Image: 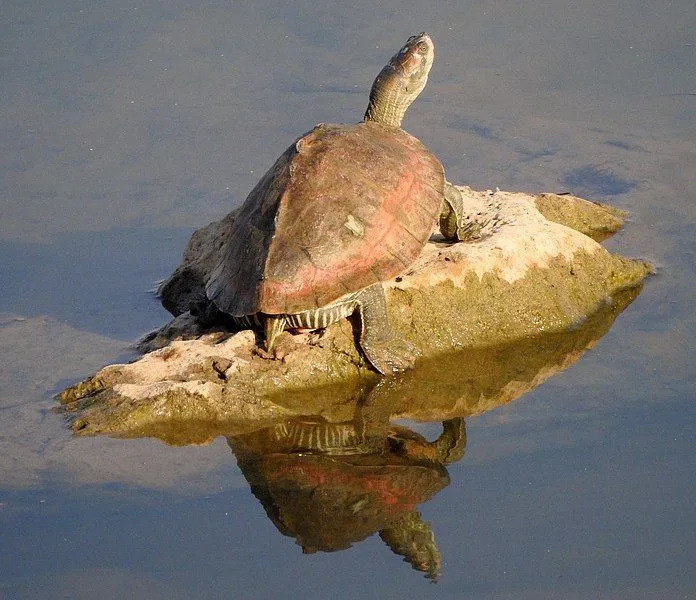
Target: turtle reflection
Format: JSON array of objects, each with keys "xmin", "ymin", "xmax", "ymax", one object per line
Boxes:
[{"xmin": 227, "ymin": 415, "xmax": 466, "ymax": 579}]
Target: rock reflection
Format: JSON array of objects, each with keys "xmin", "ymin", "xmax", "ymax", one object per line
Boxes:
[{"xmin": 228, "ymin": 413, "xmax": 466, "ymax": 579}]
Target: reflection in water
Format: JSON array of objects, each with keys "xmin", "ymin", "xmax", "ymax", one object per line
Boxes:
[
  {"xmin": 59, "ymin": 286, "xmax": 643, "ymax": 579},
  {"xmin": 228, "ymin": 415, "xmax": 466, "ymax": 580}
]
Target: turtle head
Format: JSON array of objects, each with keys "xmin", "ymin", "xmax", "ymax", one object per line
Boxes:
[
  {"xmin": 388, "ymin": 32, "xmax": 434, "ymax": 88},
  {"xmin": 364, "ymin": 33, "xmax": 435, "ymax": 128}
]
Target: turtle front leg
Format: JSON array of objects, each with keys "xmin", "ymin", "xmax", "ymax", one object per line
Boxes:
[
  {"xmin": 354, "ymin": 284, "xmax": 418, "ymax": 374},
  {"xmin": 439, "ymin": 181, "xmax": 488, "ymax": 242}
]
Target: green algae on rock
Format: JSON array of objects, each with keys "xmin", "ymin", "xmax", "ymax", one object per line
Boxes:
[
  {"xmin": 533, "ymin": 192, "xmax": 627, "ymax": 242},
  {"xmin": 58, "ymin": 186, "xmax": 652, "ymax": 438}
]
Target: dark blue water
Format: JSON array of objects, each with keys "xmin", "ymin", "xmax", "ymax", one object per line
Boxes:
[{"xmin": 1, "ymin": 1, "xmax": 694, "ymax": 598}]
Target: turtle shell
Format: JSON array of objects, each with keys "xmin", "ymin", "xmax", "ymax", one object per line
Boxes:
[{"xmin": 206, "ymin": 120, "xmax": 445, "ymax": 316}]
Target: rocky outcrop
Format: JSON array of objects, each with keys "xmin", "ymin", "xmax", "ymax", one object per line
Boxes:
[{"xmin": 58, "ymin": 187, "xmax": 652, "ymax": 438}]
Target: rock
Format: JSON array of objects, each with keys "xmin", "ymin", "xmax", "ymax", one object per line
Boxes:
[
  {"xmin": 533, "ymin": 192, "xmax": 627, "ymax": 242},
  {"xmin": 58, "ymin": 186, "xmax": 653, "ymax": 438},
  {"xmin": 157, "ymin": 210, "xmax": 237, "ymax": 317}
]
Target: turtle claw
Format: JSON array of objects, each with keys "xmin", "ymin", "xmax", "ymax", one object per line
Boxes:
[{"xmin": 363, "ymin": 337, "xmax": 419, "ymax": 375}]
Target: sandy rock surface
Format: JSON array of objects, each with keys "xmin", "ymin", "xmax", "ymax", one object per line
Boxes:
[{"xmin": 58, "ymin": 187, "xmax": 652, "ymax": 438}]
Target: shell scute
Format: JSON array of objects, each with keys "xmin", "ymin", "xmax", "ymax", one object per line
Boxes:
[{"xmin": 207, "ymin": 121, "xmax": 444, "ymax": 315}]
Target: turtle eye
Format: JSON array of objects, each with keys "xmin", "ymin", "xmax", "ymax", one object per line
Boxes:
[{"xmin": 416, "ymin": 41, "xmax": 428, "ymax": 54}]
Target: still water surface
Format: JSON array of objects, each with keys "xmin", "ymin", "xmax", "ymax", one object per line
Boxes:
[{"xmin": 1, "ymin": 1, "xmax": 695, "ymax": 597}]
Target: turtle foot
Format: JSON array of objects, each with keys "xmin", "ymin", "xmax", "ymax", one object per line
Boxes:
[{"xmin": 362, "ymin": 337, "xmax": 419, "ymax": 375}]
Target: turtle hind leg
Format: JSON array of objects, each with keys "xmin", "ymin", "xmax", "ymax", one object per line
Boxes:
[
  {"xmin": 353, "ymin": 284, "xmax": 418, "ymax": 375},
  {"xmin": 263, "ymin": 314, "xmax": 287, "ymax": 352}
]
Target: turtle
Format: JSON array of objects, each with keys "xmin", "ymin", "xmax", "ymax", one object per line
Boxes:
[{"xmin": 205, "ymin": 32, "xmax": 467, "ymax": 374}]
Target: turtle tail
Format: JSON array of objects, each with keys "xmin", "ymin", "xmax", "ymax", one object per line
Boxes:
[{"xmin": 264, "ymin": 315, "xmax": 287, "ymax": 352}]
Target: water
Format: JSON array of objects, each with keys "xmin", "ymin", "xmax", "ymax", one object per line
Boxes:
[{"xmin": 1, "ymin": 0, "xmax": 695, "ymax": 597}]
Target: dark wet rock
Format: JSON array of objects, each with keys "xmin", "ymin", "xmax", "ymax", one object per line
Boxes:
[{"xmin": 157, "ymin": 210, "xmax": 237, "ymax": 317}]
